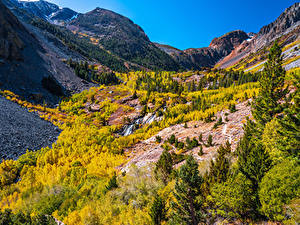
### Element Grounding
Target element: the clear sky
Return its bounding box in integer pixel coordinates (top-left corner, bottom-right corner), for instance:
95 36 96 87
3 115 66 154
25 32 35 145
47 0 299 50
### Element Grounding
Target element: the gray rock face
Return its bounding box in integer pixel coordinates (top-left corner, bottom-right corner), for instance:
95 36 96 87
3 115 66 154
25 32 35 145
0 96 61 160
0 1 24 60
157 30 249 69
253 3 300 51
159 3 300 69
258 3 300 37
0 1 93 105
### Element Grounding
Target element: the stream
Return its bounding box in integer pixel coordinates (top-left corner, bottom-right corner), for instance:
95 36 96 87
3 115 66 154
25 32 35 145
121 112 158 136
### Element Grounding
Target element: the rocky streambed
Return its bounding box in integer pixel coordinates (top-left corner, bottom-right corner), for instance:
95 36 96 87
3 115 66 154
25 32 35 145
0 96 61 160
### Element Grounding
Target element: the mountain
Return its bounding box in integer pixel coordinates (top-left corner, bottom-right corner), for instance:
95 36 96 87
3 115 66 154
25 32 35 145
5 0 78 22
0 0 92 104
218 2 300 69
49 7 78 23
158 3 300 70
2 0 299 73
157 30 249 69
68 7 181 71
4 1 181 71
18 0 59 19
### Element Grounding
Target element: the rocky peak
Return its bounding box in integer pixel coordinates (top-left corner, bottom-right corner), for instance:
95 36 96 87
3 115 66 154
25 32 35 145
78 7 148 40
258 3 300 37
18 0 59 19
209 30 249 54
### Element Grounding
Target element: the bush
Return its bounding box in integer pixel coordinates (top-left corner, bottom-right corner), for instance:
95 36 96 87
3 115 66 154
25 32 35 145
177 142 185 150
259 159 300 221
229 104 237 113
198 145 203 156
207 173 255 219
213 117 223 129
199 133 203 142
105 173 118 191
206 135 213 147
168 134 176 145
156 136 162 143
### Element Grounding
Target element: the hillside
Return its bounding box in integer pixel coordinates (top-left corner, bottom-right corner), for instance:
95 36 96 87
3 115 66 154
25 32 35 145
69 8 181 71
0 0 93 105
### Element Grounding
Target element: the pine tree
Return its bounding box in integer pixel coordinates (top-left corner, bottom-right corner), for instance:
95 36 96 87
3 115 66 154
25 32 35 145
237 120 271 214
206 135 213 147
171 156 204 225
154 150 173 184
149 195 167 225
252 41 288 127
202 142 231 196
105 173 118 191
277 73 300 159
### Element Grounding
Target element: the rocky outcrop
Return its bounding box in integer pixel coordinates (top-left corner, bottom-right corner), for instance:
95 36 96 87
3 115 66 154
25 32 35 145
0 0 24 60
209 30 249 57
157 30 249 69
258 3 300 38
218 3 300 68
0 1 93 104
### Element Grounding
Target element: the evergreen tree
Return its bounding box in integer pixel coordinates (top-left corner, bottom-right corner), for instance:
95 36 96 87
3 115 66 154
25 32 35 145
202 142 231 197
237 120 271 214
149 195 167 225
105 173 118 191
276 73 300 159
252 41 288 127
171 156 204 225
154 150 173 184
206 135 213 147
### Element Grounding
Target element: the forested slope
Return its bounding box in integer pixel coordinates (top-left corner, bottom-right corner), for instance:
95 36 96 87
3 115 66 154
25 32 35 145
0 42 299 224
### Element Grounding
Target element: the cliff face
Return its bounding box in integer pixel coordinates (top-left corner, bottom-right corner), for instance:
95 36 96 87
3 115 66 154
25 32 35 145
258 3 300 37
0 0 24 61
217 3 300 69
209 30 250 56
0 1 93 105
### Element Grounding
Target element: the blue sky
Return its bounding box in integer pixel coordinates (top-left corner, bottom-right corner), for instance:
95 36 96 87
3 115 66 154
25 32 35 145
48 0 298 50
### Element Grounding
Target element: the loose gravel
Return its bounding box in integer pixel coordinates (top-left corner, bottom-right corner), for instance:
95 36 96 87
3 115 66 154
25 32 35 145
0 96 61 160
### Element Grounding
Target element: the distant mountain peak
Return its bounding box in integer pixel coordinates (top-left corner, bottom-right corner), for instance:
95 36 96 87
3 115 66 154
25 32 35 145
209 30 249 49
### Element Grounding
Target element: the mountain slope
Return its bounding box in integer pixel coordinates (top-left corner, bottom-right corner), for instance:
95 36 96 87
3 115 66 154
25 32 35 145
69 7 181 71
218 2 300 69
157 30 249 69
0 1 92 104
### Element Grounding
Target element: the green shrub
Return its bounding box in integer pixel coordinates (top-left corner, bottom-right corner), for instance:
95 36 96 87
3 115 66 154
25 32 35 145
259 159 300 221
207 173 255 219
